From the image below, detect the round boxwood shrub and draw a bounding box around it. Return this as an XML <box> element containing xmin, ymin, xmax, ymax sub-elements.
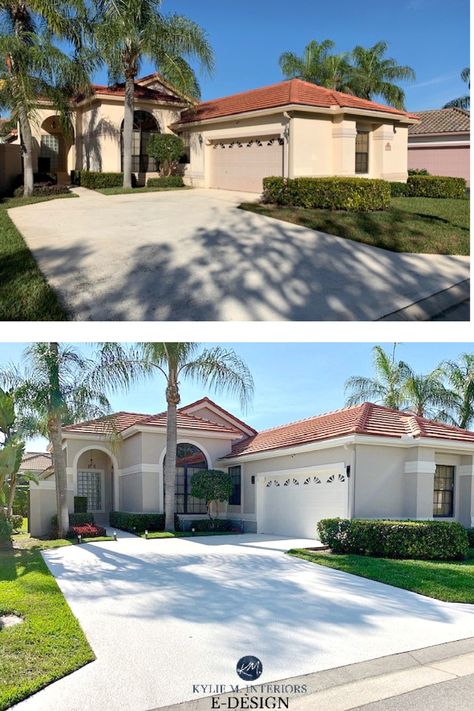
<box><xmin>262</xmin><ymin>176</ymin><xmax>390</xmax><ymax>212</ymax></box>
<box><xmin>317</xmin><ymin>518</ymin><xmax>469</xmax><ymax>560</ymax></box>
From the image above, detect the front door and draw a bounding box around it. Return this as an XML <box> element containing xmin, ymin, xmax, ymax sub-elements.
<box><xmin>77</xmin><ymin>469</ymin><xmax>104</xmax><ymax>513</ymax></box>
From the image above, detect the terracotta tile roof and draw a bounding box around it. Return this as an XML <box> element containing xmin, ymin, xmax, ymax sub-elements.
<box><xmin>177</xmin><ymin>79</ymin><xmax>419</xmax><ymax>124</ymax></box>
<box><xmin>225</xmin><ymin>403</ymin><xmax>474</xmax><ymax>458</ymax></box>
<box><xmin>408</xmin><ymin>108</ymin><xmax>470</xmax><ymax>135</ymax></box>
<box><xmin>180</xmin><ymin>396</ymin><xmax>257</xmax><ymax>435</ymax></box>
<box><xmin>76</xmin><ymin>83</ymin><xmax>184</xmax><ymax>104</ymax></box>
<box><xmin>62</xmin><ymin>407</ymin><xmax>241</xmax><ymax>436</ymax></box>
<box><xmin>19</xmin><ymin>452</ymin><xmax>52</xmax><ymax>472</ymax></box>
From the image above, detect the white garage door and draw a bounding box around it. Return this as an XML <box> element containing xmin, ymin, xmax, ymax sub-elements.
<box><xmin>258</xmin><ymin>467</ymin><xmax>349</xmax><ymax>539</ymax></box>
<box><xmin>210</xmin><ymin>136</ymin><xmax>284</xmax><ymax>193</ymax></box>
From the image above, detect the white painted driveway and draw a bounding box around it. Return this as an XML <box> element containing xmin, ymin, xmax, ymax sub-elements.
<box><xmin>8</xmin><ymin>188</ymin><xmax>469</xmax><ymax>320</ymax></box>
<box><xmin>12</xmin><ymin>534</ymin><xmax>474</xmax><ymax>711</ymax></box>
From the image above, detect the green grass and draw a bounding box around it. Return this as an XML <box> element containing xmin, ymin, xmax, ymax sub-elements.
<box><xmin>240</xmin><ymin>197</ymin><xmax>469</xmax><ymax>255</ymax></box>
<box><xmin>97</xmin><ymin>186</ymin><xmax>191</xmax><ymax>195</ymax></box>
<box><xmin>0</xmin><ymin>194</ymin><xmax>74</xmax><ymax>320</ymax></box>
<box><xmin>288</xmin><ymin>548</ymin><xmax>474</xmax><ymax>603</ymax></box>
<box><xmin>0</xmin><ymin>544</ymin><xmax>94</xmax><ymax>710</ymax></box>
<box><xmin>142</xmin><ymin>530</ymin><xmax>239</xmax><ymax>539</ymax></box>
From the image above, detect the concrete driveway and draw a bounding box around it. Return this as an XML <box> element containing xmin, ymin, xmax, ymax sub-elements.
<box><xmin>8</xmin><ymin>188</ymin><xmax>469</xmax><ymax>321</ymax></box>
<box><xmin>13</xmin><ymin>534</ymin><xmax>474</xmax><ymax>711</ymax></box>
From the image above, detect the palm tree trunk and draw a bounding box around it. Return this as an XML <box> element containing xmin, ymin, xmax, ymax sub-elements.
<box><xmin>164</xmin><ymin>374</ymin><xmax>180</xmax><ymax>532</ymax></box>
<box><xmin>49</xmin><ymin>415</ymin><xmax>69</xmax><ymax>537</ymax></box>
<box><xmin>6</xmin><ymin>472</ymin><xmax>16</xmax><ymax>519</ymax></box>
<box><xmin>122</xmin><ymin>73</ymin><xmax>135</xmax><ymax>189</ymax></box>
<box><xmin>18</xmin><ymin>106</ymin><xmax>34</xmax><ymax>197</ymax></box>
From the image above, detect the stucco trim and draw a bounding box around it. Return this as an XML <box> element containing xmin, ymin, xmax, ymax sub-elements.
<box><xmin>404</xmin><ymin>461</ymin><xmax>437</xmax><ymax>474</ymax></box>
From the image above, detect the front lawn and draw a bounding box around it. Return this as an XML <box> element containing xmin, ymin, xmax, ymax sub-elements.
<box><xmin>98</xmin><ymin>186</ymin><xmax>191</xmax><ymax>195</ymax></box>
<box><xmin>241</xmin><ymin>197</ymin><xmax>469</xmax><ymax>255</ymax></box>
<box><xmin>0</xmin><ymin>543</ymin><xmax>94</xmax><ymax>710</ymax></box>
<box><xmin>0</xmin><ymin>195</ymin><xmax>73</xmax><ymax>320</ymax></box>
<box><xmin>288</xmin><ymin>548</ymin><xmax>474</xmax><ymax>603</ymax></box>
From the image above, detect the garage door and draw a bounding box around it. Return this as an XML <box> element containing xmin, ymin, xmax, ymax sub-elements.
<box><xmin>258</xmin><ymin>467</ymin><xmax>349</xmax><ymax>539</ymax></box>
<box><xmin>210</xmin><ymin>136</ymin><xmax>284</xmax><ymax>193</ymax></box>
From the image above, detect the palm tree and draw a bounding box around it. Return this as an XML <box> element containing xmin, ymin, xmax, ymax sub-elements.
<box><xmin>400</xmin><ymin>367</ymin><xmax>456</xmax><ymax>419</ymax></box>
<box><xmin>93</xmin><ymin>0</ymin><xmax>213</xmax><ymax>189</ymax></box>
<box><xmin>280</xmin><ymin>39</ymin><xmax>337</xmax><ymax>86</ymax></box>
<box><xmin>345</xmin><ymin>344</ymin><xmax>409</xmax><ymax>409</ymax></box>
<box><xmin>93</xmin><ymin>343</ymin><xmax>254</xmax><ymax>531</ymax></box>
<box><xmin>1</xmin><ymin>343</ymin><xmax>112</xmax><ymax>537</ymax></box>
<box><xmin>0</xmin><ymin>1</ymin><xmax>93</xmax><ymax>196</ymax></box>
<box><xmin>439</xmin><ymin>353</ymin><xmax>474</xmax><ymax>429</ymax></box>
<box><xmin>350</xmin><ymin>41</ymin><xmax>415</xmax><ymax>109</ymax></box>
<box><xmin>444</xmin><ymin>68</ymin><xmax>470</xmax><ymax>110</ymax></box>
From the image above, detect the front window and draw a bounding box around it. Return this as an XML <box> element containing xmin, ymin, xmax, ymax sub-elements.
<box><xmin>173</xmin><ymin>443</ymin><xmax>208</xmax><ymax>514</ymax></box>
<box><xmin>121</xmin><ymin>110</ymin><xmax>160</xmax><ymax>173</ymax></box>
<box><xmin>228</xmin><ymin>466</ymin><xmax>241</xmax><ymax>506</ymax></box>
<box><xmin>355</xmin><ymin>130</ymin><xmax>369</xmax><ymax>174</ymax></box>
<box><xmin>77</xmin><ymin>470</ymin><xmax>103</xmax><ymax>512</ymax></box>
<box><xmin>433</xmin><ymin>465</ymin><xmax>455</xmax><ymax>517</ymax></box>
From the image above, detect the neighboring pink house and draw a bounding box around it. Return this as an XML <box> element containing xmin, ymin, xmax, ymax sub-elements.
<box><xmin>408</xmin><ymin>108</ymin><xmax>470</xmax><ymax>184</ymax></box>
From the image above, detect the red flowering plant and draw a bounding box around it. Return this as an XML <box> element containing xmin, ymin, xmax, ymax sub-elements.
<box><xmin>68</xmin><ymin>524</ymin><xmax>107</xmax><ymax>539</ymax></box>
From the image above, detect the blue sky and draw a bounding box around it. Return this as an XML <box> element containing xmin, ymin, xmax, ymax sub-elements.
<box><xmin>1</xmin><ymin>342</ymin><xmax>472</xmax><ymax>451</ymax></box>
<box><xmin>95</xmin><ymin>0</ymin><xmax>469</xmax><ymax>110</ymax></box>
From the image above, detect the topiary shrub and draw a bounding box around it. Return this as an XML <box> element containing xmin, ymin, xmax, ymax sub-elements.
<box><xmin>0</xmin><ymin>513</ymin><xmax>13</xmax><ymax>547</ymax></box>
<box><xmin>189</xmin><ymin>518</ymin><xmax>234</xmax><ymax>532</ymax></box>
<box><xmin>109</xmin><ymin>511</ymin><xmax>165</xmax><ymax>534</ymax></box>
<box><xmin>146</xmin><ymin>176</ymin><xmax>185</xmax><ymax>188</ymax></box>
<box><xmin>190</xmin><ymin>469</ymin><xmax>233</xmax><ymax>520</ymax></box>
<box><xmin>13</xmin><ymin>184</ymin><xmax>70</xmax><ymax>198</ymax></box>
<box><xmin>69</xmin><ymin>523</ymin><xmax>107</xmax><ymax>539</ymax></box>
<box><xmin>467</xmin><ymin>528</ymin><xmax>474</xmax><ymax>548</ymax></box>
<box><xmin>406</xmin><ymin>175</ymin><xmax>466</xmax><ymax>199</ymax></box>
<box><xmin>147</xmin><ymin>134</ymin><xmax>185</xmax><ymax>176</ymax></box>
<box><xmin>317</xmin><ymin>518</ymin><xmax>469</xmax><ymax>560</ymax></box>
<box><xmin>74</xmin><ymin>496</ymin><xmax>88</xmax><ymax>514</ymax></box>
<box><xmin>78</xmin><ymin>172</ymin><xmax>137</xmax><ymax>189</ymax></box>
<box><xmin>262</xmin><ymin>176</ymin><xmax>390</xmax><ymax>212</ymax></box>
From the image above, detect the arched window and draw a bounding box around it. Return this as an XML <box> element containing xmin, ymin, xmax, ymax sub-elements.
<box><xmin>121</xmin><ymin>110</ymin><xmax>160</xmax><ymax>173</ymax></box>
<box><xmin>164</xmin><ymin>443</ymin><xmax>208</xmax><ymax>514</ymax></box>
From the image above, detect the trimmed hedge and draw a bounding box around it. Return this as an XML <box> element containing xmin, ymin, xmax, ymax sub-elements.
<box><xmin>77</xmin><ymin>171</ymin><xmax>137</xmax><ymax>189</ymax></box>
<box><xmin>13</xmin><ymin>184</ymin><xmax>70</xmax><ymax>198</ymax></box>
<box><xmin>190</xmin><ymin>519</ymin><xmax>234</xmax><ymax>532</ymax></box>
<box><xmin>317</xmin><ymin>518</ymin><xmax>469</xmax><ymax>560</ymax></box>
<box><xmin>74</xmin><ymin>496</ymin><xmax>88</xmax><ymax>513</ymax></box>
<box><xmin>467</xmin><ymin>528</ymin><xmax>474</xmax><ymax>548</ymax></box>
<box><xmin>406</xmin><ymin>175</ymin><xmax>466</xmax><ymax>199</ymax></box>
<box><xmin>51</xmin><ymin>512</ymin><xmax>94</xmax><ymax>529</ymax></box>
<box><xmin>390</xmin><ymin>181</ymin><xmax>409</xmax><ymax>197</ymax></box>
<box><xmin>109</xmin><ymin>511</ymin><xmax>165</xmax><ymax>534</ymax></box>
<box><xmin>146</xmin><ymin>176</ymin><xmax>185</xmax><ymax>188</ymax></box>
<box><xmin>262</xmin><ymin>176</ymin><xmax>390</xmax><ymax>212</ymax></box>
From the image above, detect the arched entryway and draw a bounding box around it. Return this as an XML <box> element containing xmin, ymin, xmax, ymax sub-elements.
<box><xmin>74</xmin><ymin>448</ymin><xmax>116</xmax><ymax>524</ymax></box>
<box><xmin>39</xmin><ymin>116</ymin><xmax>74</xmax><ymax>175</ymax></box>
<box><xmin>164</xmin><ymin>443</ymin><xmax>208</xmax><ymax>515</ymax></box>
<box><xmin>121</xmin><ymin>110</ymin><xmax>160</xmax><ymax>173</ymax></box>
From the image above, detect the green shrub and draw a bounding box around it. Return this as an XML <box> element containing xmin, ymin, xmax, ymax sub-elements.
<box><xmin>13</xmin><ymin>184</ymin><xmax>70</xmax><ymax>198</ymax></box>
<box><xmin>262</xmin><ymin>176</ymin><xmax>390</xmax><ymax>212</ymax></box>
<box><xmin>467</xmin><ymin>528</ymin><xmax>474</xmax><ymax>548</ymax></box>
<box><xmin>406</xmin><ymin>175</ymin><xmax>466</xmax><ymax>199</ymax></box>
<box><xmin>74</xmin><ymin>496</ymin><xmax>88</xmax><ymax>514</ymax></box>
<box><xmin>189</xmin><ymin>519</ymin><xmax>234</xmax><ymax>532</ymax></box>
<box><xmin>408</xmin><ymin>168</ymin><xmax>430</xmax><ymax>176</ymax></box>
<box><xmin>0</xmin><ymin>513</ymin><xmax>13</xmax><ymax>547</ymax></box>
<box><xmin>8</xmin><ymin>514</ymin><xmax>23</xmax><ymax>532</ymax></box>
<box><xmin>147</xmin><ymin>134</ymin><xmax>184</xmax><ymax>176</ymax></box>
<box><xmin>390</xmin><ymin>181</ymin><xmax>409</xmax><ymax>197</ymax></box>
<box><xmin>51</xmin><ymin>512</ymin><xmax>94</xmax><ymax>530</ymax></box>
<box><xmin>78</xmin><ymin>172</ymin><xmax>137</xmax><ymax>190</ymax></box>
<box><xmin>317</xmin><ymin>518</ymin><xmax>469</xmax><ymax>560</ymax></box>
<box><xmin>109</xmin><ymin>511</ymin><xmax>165</xmax><ymax>534</ymax></box>
<box><xmin>146</xmin><ymin>176</ymin><xmax>185</xmax><ymax>188</ymax></box>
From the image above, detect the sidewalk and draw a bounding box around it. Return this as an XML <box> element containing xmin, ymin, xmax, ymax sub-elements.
<box><xmin>154</xmin><ymin>638</ymin><xmax>474</xmax><ymax>711</ymax></box>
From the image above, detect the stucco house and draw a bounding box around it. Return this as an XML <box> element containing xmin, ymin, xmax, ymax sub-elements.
<box><xmin>13</xmin><ymin>73</ymin><xmax>418</xmax><ymax>193</ymax></box>
<box><xmin>29</xmin><ymin>397</ymin><xmax>474</xmax><ymax>538</ymax></box>
<box><xmin>408</xmin><ymin>107</ymin><xmax>470</xmax><ymax>184</ymax></box>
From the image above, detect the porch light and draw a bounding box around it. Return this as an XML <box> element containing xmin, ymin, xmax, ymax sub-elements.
<box><xmin>77</xmin><ymin>534</ymin><xmax>82</xmax><ymax>544</ymax></box>
<box><xmin>145</xmin><ymin>530</ymin><xmax>148</xmax><ymax>539</ymax></box>
<box><xmin>191</xmin><ymin>527</ymin><xmax>196</xmax><ymax>536</ymax></box>
<box><xmin>113</xmin><ymin>531</ymin><xmax>117</xmax><ymax>541</ymax></box>
<box><xmin>198</xmin><ymin>133</ymin><xmax>203</xmax><ymax>146</ymax></box>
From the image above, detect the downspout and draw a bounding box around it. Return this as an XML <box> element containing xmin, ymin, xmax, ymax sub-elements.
<box><xmin>283</xmin><ymin>111</ymin><xmax>292</xmax><ymax>179</ymax></box>
<box><xmin>347</xmin><ymin>443</ymin><xmax>357</xmax><ymax>519</ymax></box>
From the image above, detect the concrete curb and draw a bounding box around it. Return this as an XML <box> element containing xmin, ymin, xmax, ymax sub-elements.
<box><xmin>378</xmin><ymin>279</ymin><xmax>470</xmax><ymax>321</ymax></box>
<box><xmin>150</xmin><ymin>638</ymin><xmax>474</xmax><ymax>711</ymax></box>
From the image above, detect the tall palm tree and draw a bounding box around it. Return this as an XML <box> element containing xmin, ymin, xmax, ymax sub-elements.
<box><xmin>345</xmin><ymin>344</ymin><xmax>409</xmax><ymax>409</ymax></box>
<box><xmin>400</xmin><ymin>367</ymin><xmax>456</xmax><ymax>419</ymax></box>
<box><xmin>280</xmin><ymin>39</ymin><xmax>338</xmax><ymax>86</ymax></box>
<box><xmin>93</xmin><ymin>0</ymin><xmax>213</xmax><ymax>189</ymax></box>
<box><xmin>1</xmin><ymin>343</ymin><xmax>112</xmax><ymax>537</ymax></box>
<box><xmin>350</xmin><ymin>41</ymin><xmax>415</xmax><ymax>109</ymax></box>
<box><xmin>439</xmin><ymin>353</ymin><xmax>474</xmax><ymax>429</ymax></box>
<box><xmin>93</xmin><ymin>343</ymin><xmax>254</xmax><ymax>531</ymax></box>
<box><xmin>0</xmin><ymin>1</ymin><xmax>92</xmax><ymax>196</ymax></box>
<box><xmin>444</xmin><ymin>68</ymin><xmax>470</xmax><ymax>110</ymax></box>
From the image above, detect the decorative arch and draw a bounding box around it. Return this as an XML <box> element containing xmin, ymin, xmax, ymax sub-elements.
<box><xmin>161</xmin><ymin>440</ymin><xmax>210</xmax><ymax>515</ymax></box>
<box><xmin>39</xmin><ymin>115</ymin><xmax>74</xmax><ymax>173</ymax></box>
<box><xmin>121</xmin><ymin>110</ymin><xmax>160</xmax><ymax>173</ymax></box>
<box><xmin>72</xmin><ymin>445</ymin><xmax>120</xmax><ymax>511</ymax></box>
